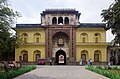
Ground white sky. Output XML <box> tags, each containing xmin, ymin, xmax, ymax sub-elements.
<box><xmin>9</xmin><ymin>0</ymin><xmax>115</xmax><ymax>42</ymax></box>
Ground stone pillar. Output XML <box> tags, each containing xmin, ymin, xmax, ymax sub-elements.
<box><xmin>63</xmin><ymin>16</ymin><xmax>65</xmax><ymax>25</ymax></box>
<box><xmin>57</xmin><ymin>17</ymin><xmax>58</xmax><ymax>24</ymax></box>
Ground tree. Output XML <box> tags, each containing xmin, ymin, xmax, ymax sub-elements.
<box><xmin>101</xmin><ymin>0</ymin><xmax>120</xmax><ymax>45</ymax></box>
<box><xmin>0</xmin><ymin>0</ymin><xmax>21</xmax><ymax>60</ymax></box>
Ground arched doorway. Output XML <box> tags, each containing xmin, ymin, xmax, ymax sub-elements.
<box><xmin>94</xmin><ymin>50</ymin><xmax>101</xmax><ymax>63</ymax></box>
<box><xmin>81</xmin><ymin>50</ymin><xmax>88</xmax><ymax>64</ymax></box>
<box><xmin>21</xmin><ymin>50</ymin><xmax>28</xmax><ymax>62</ymax></box>
<box><xmin>33</xmin><ymin>50</ymin><xmax>41</xmax><ymax>62</ymax></box>
<box><xmin>52</xmin><ymin>17</ymin><xmax>57</xmax><ymax>24</ymax></box>
<box><xmin>64</xmin><ymin>17</ymin><xmax>69</xmax><ymax>24</ymax></box>
<box><xmin>58</xmin><ymin>17</ymin><xmax>63</xmax><ymax>24</ymax></box>
<box><xmin>56</xmin><ymin>50</ymin><xmax>66</xmax><ymax>65</ymax></box>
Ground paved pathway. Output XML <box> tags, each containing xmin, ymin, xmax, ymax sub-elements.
<box><xmin>14</xmin><ymin>66</ymin><xmax>109</xmax><ymax>79</ymax></box>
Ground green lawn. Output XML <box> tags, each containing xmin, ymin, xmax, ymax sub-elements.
<box><xmin>0</xmin><ymin>65</ymin><xmax>36</xmax><ymax>79</ymax></box>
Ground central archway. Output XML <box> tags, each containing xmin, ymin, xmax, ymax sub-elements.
<box><xmin>56</xmin><ymin>50</ymin><xmax>66</xmax><ymax>65</ymax></box>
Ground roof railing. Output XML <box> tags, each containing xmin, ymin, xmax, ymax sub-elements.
<box><xmin>45</xmin><ymin>8</ymin><xmax>76</xmax><ymax>11</ymax></box>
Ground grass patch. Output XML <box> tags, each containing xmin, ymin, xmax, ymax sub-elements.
<box><xmin>0</xmin><ymin>65</ymin><xmax>36</xmax><ymax>79</ymax></box>
<box><xmin>85</xmin><ymin>65</ymin><xmax>120</xmax><ymax>79</ymax></box>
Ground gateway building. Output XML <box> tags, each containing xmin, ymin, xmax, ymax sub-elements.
<box><xmin>15</xmin><ymin>9</ymin><xmax>107</xmax><ymax>65</ymax></box>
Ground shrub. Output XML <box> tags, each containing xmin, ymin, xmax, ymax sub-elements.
<box><xmin>85</xmin><ymin>65</ymin><xmax>120</xmax><ymax>79</ymax></box>
<box><xmin>0</xmin><ymin>65</ymin><xmax>36</xmax><ymax>79</ymax></box>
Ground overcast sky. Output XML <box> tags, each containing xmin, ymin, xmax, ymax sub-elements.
<box><xmin>9</xmin><ymin>0</ymin><xmax>115</xmax><ymax>42</ymax></box>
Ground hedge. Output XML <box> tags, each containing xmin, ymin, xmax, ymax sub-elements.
<box><xmin>85</xmin><ymin>65</ymin><xmax>120</xmax><ymax>79</ymax></box>
<box><xmin>0</xmin><ymin>65</ymin><xmax>36</xmax><ymax>79</ymax></box>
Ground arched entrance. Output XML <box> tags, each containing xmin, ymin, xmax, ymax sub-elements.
<box><xmin>58</xmin><ymin>17</ymin><xmax>63</xmax><ymax>24</ymax></box>
<box><xmin>56</xmin><ymin>50</ymin><xmax>66</xmax><ymax>65</ymax></box>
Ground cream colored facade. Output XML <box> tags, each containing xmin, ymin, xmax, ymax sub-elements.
<box><xmin>15</xmin><ymin>9</ymin><xmax>107</xmax><ymax>64</ymax></box>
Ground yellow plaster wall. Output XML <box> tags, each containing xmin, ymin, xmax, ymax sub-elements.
<box><xmin>15</xmin><ymin>27</ymin><xmax>107</xmax><ymax>63</ymax></box>
<box><xmin>76</xmin><ymin>28</ymin><xmax>107</xmax><ymax>62</ymax></box>
<box><xmin>76</xmin><ymin>45</ymin><xmax>107</xmax><ymax>62</ymax></box>
<box><xmin>76</xmin><ymin>28</ymin><xmax>106</xmax><ymax>42</ymax></box>
<box><xmin>16</xmin><ymin>28</ymin><xmax>45</xmax><ymax>42</ymax></box>
<box><xmin>15</xmin><ymin>28</ymin><xmax>45</xmax><ymax>61</ymax></box>
<box><xmin>15</xmin><ymin>45</ymin><xmax>45</xmax><ymax>61</ymax></box>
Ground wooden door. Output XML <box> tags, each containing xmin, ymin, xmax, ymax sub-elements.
<box><xmin>23</xmin><ymin>54</ymin><xmax>28</xmax><ymax>62</ymax></box>
<box><xmin>81</xmin><ymin>54</ymin><xmax>86</xmax><ymax>62</ymax></box>
<box><xmin>94</xmin><ymin>54</ymin><xmax>99</xmax><ymax>62</ymax></box>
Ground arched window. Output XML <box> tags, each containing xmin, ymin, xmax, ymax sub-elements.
<box><xmin>64</xmin><ymin>17</ymin><xmax>69</xmax><ymax>24</ymax></box>
<box><xmin>58</xmin><ymin>17</ymin><xmax>63</xmax><ymax>24</ymax></box>
<box><xmin>34</xmin><ymin>50</ymin><xmax>41</xmax><ymax>62</ymax></box>
<box><xmin>21</xmin><ymin>33</ymin><xmax>28</xmax><ymax>43</ymax></box>
<box><xmin>81</xmin><ymin>33</ymin><xmax>88</xmax><ymax>43</ymax></box>
<box><xmin>94</xmin><ymin>33</ymin><xmax>101</xmax><ymax>43</ymax></box>
<box><xmin>52</xmin><ymin>17</ymin><xmax>57</xmax><ymax>24</ymax></box>
<box><xmin>34</xmin><ymin>33</ymin><xmax>41</xmax><ymax>43</ymax></box>
<box><xmin>94</xmin><ymin>50</ymin><xmax>101</xmax><ymax>62</ymax></box>
<box><xmin>21</xmin><ymin>50</ymin><xmax>28</xmax><ymax>62</ymax></box>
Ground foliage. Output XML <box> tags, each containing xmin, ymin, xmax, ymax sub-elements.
<box><xmin>0</xmin><ymin>65</ymin><xmax>36</xmax><ymax>79</ymax></box>
<box><xmin>86</xmin><ymin>65</ymin><xmax>120</xmax><ymax>79</ymax></box>
<box><xmin>0</xmin><ymin>0</ymin><xmax>21</xmax><ymax>60</ymax></box>
<box><xmin>101</xmin><ymin>0</ymin><xmax>120</xmax><ymax>44</ymax></box>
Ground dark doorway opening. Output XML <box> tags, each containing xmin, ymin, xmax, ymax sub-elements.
<box><xmin>52</xmin><ymin>17</ymin><xmax>57</xmax><ymax>24</ymax></box>
<box><xmin>118</xmin><ymin>53</ymin><xmax>120</xmax><ymax>65</ymax></box>
<box><xmin>56</xmin><ymin>50</ymin><xmax>66</xmax><ymax>65</ymax></box>
<box><xmin>64</xmin><ymin>17</ymin><xmax>69</xmax><ymax>24</ymax></box>
<box><xmin>58</xmin><ymin>17</ymin><xmax>63</xmax><ymax>24</ymax></box>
